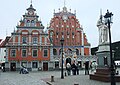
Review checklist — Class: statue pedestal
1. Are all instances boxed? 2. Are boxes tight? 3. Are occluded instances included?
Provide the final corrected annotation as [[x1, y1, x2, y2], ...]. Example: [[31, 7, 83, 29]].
[[90, 43, 120, 82], [90, 67, 120, 82], [97, 43, 111, 67]]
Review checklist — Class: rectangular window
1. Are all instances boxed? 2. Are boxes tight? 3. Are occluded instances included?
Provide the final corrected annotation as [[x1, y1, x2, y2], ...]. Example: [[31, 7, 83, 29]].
[[32, 62, 38, 68], [11, 49, 16, 57], [32, 49, 38, 57], [44, 49, 48, 57], [22, 36, 27, 44], [22, 49, 27, 57], [32, 37, 38, 44]]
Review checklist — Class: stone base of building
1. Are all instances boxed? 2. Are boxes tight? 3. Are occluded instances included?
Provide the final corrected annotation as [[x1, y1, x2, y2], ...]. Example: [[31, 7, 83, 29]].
[[89, 67, 120, 82]]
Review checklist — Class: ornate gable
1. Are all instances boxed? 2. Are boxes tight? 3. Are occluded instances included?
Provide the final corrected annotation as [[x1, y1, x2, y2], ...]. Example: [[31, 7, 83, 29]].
[[17, 4, 44, 29]]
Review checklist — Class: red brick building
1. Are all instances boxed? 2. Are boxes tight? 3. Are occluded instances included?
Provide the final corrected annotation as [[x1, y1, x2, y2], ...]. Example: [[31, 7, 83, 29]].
[[3, 4, 97, 71], [5, 4, 51, 71], [48, 6, 94, 69]]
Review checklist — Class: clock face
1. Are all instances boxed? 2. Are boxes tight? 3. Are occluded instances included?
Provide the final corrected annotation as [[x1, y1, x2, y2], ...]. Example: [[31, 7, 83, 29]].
[[62, 15, 68, 21], [28, 11, 33, 15]]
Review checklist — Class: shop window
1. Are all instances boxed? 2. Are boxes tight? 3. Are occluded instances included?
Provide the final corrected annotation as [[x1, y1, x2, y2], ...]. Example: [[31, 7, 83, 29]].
[[32, 62, 38, 68]]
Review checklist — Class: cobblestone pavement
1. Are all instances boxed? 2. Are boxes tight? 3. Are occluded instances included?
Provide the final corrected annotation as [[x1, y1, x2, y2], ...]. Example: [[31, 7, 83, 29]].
[[0, 70, 48, 85], [0, 68, 120, 85]]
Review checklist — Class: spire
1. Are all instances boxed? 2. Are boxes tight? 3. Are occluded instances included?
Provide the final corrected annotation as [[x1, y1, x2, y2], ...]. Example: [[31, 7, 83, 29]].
[[27, 0, 36, 11], [31, 0, 32, 4], [64, 0, 66, 7], [62, 0, 67, 12], [100, 9, 103, 23]]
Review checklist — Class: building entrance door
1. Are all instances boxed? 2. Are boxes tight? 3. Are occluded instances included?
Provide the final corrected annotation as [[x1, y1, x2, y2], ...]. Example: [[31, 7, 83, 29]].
[[10, 63, 16, 71], [43, 62, 48, 71], [66, 58, 71, 65]]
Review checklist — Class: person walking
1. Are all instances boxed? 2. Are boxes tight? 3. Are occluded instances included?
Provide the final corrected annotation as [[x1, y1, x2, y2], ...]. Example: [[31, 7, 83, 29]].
[[66, 63, 71, 76]]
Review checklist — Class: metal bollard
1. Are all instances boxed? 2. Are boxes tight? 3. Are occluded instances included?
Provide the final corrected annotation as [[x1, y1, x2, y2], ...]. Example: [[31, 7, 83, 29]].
[[51, 76, 54, 82], [74, 84, 79, 85]]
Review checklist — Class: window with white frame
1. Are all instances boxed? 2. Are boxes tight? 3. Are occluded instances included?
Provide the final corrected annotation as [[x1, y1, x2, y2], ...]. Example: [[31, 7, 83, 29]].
[[11, 49, 16, 57], [22, 36, 27, 44], [43, 49, 48, 57], [22, 49, 27, 57], [32, 37, 38, 44], [32, 49, 38, 57]]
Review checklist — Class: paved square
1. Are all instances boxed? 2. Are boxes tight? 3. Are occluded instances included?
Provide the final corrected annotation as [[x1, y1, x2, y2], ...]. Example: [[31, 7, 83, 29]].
[[0, 69, 120, 85]]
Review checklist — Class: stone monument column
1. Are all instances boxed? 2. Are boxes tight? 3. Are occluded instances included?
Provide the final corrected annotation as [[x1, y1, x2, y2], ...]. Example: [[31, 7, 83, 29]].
[[96, 15, 110, 67]]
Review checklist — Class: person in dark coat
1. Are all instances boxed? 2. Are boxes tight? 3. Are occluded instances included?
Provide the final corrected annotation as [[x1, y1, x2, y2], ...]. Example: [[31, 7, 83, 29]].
[[85, 61, 89, 75], [71, 63, 77, 75], [76, 63, 79, 75]]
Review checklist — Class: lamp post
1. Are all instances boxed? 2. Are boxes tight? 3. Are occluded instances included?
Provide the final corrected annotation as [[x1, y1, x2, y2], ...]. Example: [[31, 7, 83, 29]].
[[104, 10, 115, 85], [60, 38, 64, 79]]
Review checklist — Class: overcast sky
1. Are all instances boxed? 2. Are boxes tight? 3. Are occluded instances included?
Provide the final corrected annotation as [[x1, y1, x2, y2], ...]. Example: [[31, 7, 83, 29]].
[[0, 0, 120, 47]]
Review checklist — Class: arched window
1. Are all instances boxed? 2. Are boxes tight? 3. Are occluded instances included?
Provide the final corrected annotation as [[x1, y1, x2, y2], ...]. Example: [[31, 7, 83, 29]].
[[76, 49, 79, 55], [27, 20, 30, 27], [59, 49, 62, 55], [53, 49, 57, 55], [31, 20, 35, 27], [67, 48, 72, 54]]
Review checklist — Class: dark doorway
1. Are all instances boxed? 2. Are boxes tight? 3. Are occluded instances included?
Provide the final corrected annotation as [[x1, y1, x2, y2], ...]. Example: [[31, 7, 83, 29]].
[[66, 58, 71, 65], [10, 63, 16, 71], [104, 56, 108, 66], [43, 62, 48, 71]]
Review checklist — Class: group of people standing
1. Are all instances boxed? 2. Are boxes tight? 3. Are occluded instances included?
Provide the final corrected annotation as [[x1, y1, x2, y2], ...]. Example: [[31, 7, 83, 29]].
[[66, 62, 80, 76], [66, 61, 97, 76]]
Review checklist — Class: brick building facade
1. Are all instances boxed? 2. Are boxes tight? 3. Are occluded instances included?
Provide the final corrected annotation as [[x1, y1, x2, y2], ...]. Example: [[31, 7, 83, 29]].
[[3, 4, 97, 71], [48, 6, 97, 69], [5, 4, 51, 71]]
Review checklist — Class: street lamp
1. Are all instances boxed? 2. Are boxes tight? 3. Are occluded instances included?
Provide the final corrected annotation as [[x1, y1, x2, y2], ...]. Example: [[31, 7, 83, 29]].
[[60, 38, 64, 79], [104, 10, 115, 85]]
